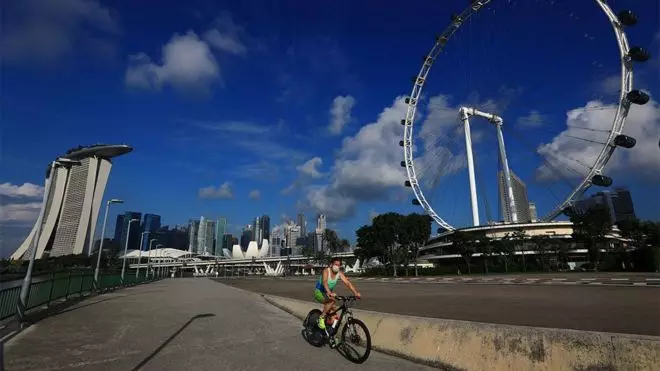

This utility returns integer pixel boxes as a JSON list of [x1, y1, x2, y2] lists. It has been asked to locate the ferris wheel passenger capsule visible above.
[[412, 199, 421, 206], [399, 140, 405, 147], [592, 175, 613, 187], [628, 47, 650, 62], [614, 135, 636, 148], [404, 180, 412, 187], [627, 90, 650, 105], [400, 161, 406, 167], [617, 10, 638, 26]]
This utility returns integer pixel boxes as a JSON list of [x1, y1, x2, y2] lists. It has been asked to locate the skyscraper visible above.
[[317, 213, 327, 231], [575, 188, 637, 224], [114, 214, 126, 244], [140, 213, 160, 251], [611, 188, 636, 222], [119, 211, 142, 251], [188, 219, 200, 253], [253, 217, 262, 245], [142, 214, 161, 233], [197, 216, 216, 255], [222, 233, 233, 255], [11, 144, 132, 260], [498, 170, 531, 223], [315, 213, 327, 253], [240, 225, 253, 251], [261, 215, 271, 243], [286, 224, 302, 255], [529, 202, 538, 223], [297, 212, 306, 236], [215, 217, 227, 256]]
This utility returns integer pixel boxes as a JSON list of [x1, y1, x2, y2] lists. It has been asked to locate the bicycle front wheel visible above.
[[340, 318, 372, 364]]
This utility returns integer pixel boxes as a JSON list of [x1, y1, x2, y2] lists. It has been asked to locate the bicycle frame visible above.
[[324, 296, 356, 334]]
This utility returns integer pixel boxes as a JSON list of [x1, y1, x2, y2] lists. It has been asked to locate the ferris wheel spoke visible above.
[[503, 125, 585, 187], [563, 134, 608, 146], [565, 125, 611, 133]]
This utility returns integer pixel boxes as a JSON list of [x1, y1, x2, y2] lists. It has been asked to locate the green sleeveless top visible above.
[[315, 269, 339, 293]]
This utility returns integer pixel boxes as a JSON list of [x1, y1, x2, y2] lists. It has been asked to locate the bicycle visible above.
[[302, 295, 372, 364]]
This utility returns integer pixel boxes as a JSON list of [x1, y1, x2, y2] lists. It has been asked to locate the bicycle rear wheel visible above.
[[340, 318, 372, 364], [303, 309, 325, 347]]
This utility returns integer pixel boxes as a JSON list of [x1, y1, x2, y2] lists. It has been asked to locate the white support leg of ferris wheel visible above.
[[459, 107, 480, 226], [459, 107, 519, 225], [495, 123, 519, 223]]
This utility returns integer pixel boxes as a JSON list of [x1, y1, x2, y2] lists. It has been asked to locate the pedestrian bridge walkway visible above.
[[2, 279, 430, 371]]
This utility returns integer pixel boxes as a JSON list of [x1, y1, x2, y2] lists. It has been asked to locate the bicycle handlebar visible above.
[[335, 295, 359, 301]]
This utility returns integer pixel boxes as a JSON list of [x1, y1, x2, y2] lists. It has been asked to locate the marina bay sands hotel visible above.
[[11, 144, 132, 260]]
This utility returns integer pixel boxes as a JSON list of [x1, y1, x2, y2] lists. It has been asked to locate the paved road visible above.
[[268, 272, 660, 287], [218, 277, 660, 336], [2, 279, 434, 371]]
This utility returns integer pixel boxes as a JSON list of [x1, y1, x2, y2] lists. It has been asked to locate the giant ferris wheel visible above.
[[401, 0, 652, 231]]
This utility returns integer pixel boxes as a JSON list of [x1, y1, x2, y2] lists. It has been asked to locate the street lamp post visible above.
[[93, 199, 124, 288], [156, 244, 164, 278], [147, 239, 156, 279], [120, 219, 139, 284], [135, 231, 147, 279], [16, 158, 80, 322]]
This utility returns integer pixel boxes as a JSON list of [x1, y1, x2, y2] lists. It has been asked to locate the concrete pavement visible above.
[[219, 277, 660, 336], [2, 278, 434, 371]]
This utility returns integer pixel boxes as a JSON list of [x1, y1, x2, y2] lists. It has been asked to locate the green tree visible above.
[[531, 235, 552, 272], [323, 229, 341, 254], [355, 224, 381, 262], [451, 230, 478, 274], [550, 238, 571, 271], [301, 246, 314, 257], [404, 214, 432, 277], [493, 234, 515, 272], [569, 205, 612, 271], [622, 219, 660, 272], [340, 238, 350, 253], [475, 233, 493, 274], [372, 212, 404, 277], [511, 229, 528, 272]]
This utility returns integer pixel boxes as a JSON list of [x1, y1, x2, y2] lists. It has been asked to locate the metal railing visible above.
[[0, 270, 159, 322]]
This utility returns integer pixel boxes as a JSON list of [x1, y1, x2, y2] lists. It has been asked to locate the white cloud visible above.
[[1, 0, 120, 63], [203, 13, 247, 55], [0, 202, 41, 223], [248, 189, 261, 200], [125, 31, 220, 92], [328, 95, 356, 135], [537, 98, 660, 182], [368, 209, 379, 221], [600, 75, 621, 96], [198, 182, 233, 199], [516, 110, 547, 128], [297, 157, 324, 178], [305, 96, 409, 221], [0, 183, 44, 198], [282, 157, 325, 194]]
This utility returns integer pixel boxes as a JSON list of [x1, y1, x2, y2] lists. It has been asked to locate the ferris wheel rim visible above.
[[402, 0, 639, 230]]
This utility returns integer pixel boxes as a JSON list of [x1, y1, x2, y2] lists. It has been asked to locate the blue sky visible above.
[[1, 0, 659, 254]]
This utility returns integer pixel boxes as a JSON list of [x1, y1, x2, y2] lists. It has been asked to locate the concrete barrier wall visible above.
[[264, 294, 660, 371]]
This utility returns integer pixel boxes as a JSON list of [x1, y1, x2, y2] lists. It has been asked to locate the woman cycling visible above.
[[314, 257, 361, 330]]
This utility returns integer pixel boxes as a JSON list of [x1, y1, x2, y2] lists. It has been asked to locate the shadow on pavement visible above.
[[130, 313, 216, 371], [0, 292, 138, 349]]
